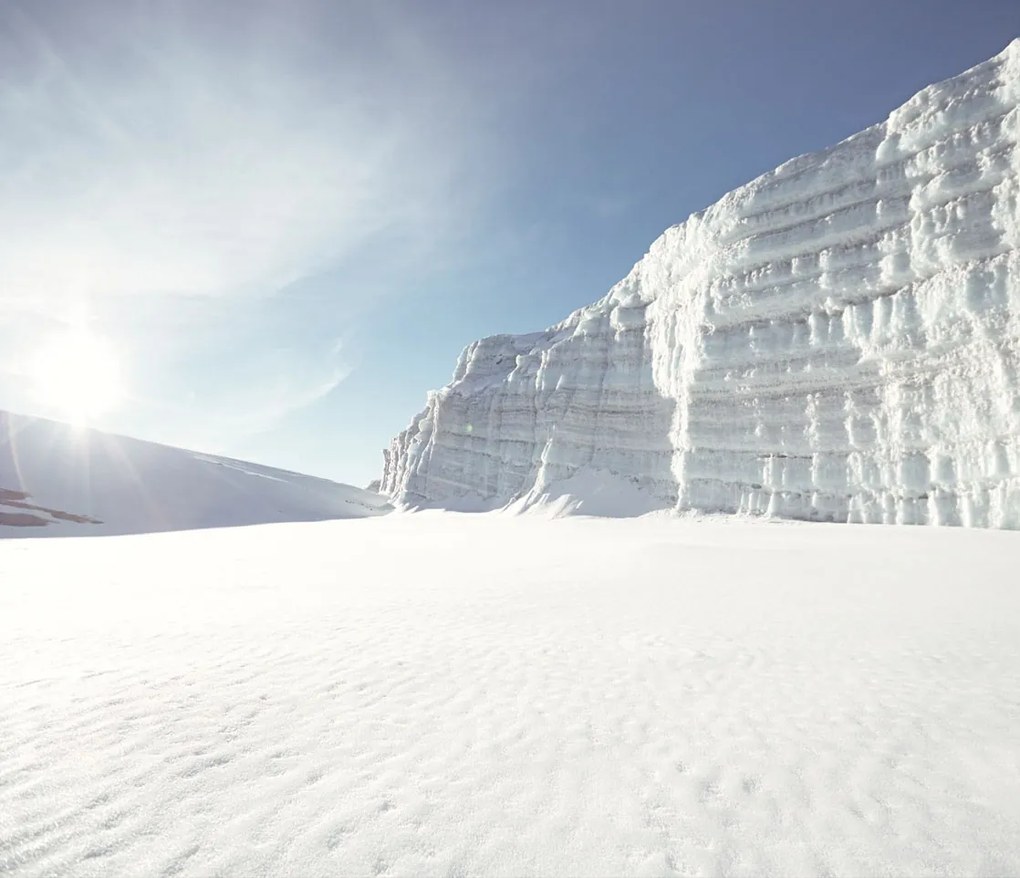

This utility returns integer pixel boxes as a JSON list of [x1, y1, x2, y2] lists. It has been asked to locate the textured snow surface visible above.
[[0, 410, 389, 537], [3, 515, 1019, 876], [383, 42, 1020, 527]]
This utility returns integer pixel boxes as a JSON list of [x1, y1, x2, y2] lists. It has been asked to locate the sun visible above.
[[30, 328, 124, 425]]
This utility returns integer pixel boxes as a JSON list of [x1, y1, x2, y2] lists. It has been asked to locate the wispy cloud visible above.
[[0, 2, 477, 309], [0, 0, 490, 437]]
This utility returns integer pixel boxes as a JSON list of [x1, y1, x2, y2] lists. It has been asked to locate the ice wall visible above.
[[382, 42, 1020, 527]]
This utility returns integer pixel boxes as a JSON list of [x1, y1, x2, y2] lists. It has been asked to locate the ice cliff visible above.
[[382, 42, 1020, 527]]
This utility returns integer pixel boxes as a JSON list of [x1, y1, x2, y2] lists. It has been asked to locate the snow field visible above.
[[2, 514, 1019, 875]]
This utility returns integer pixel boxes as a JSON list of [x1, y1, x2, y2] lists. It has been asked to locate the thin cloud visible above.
[[0, 0, 492, 438], [0, 1, 477, 311], [137, 360, 354, 456]]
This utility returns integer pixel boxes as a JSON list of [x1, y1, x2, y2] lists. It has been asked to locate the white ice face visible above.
[[382, 41, 1020, 528]]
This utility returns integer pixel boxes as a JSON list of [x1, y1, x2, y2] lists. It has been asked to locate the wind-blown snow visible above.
[[0, 410, 389, 537], [382, 41, 1020, 527], [2, 514, 1019, 875]]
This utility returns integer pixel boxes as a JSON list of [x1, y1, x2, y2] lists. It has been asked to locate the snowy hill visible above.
[[0, 410, 390, 537], [382, 41, 1020, 528]]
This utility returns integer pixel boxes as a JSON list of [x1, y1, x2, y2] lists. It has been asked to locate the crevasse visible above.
[[382, 41, 1020, 528]]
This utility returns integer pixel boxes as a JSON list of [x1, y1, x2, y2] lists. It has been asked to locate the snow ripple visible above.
[[2, 516, 1019, 875]]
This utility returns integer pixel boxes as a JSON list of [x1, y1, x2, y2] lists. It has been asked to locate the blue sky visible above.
[[1, 0, 1017, 486]]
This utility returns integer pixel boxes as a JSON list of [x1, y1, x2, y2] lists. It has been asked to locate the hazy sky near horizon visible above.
[[1, 0, 1017, 485]]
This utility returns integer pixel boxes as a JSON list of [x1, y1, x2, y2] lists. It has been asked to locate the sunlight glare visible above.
[[30, 328, 124, 425]]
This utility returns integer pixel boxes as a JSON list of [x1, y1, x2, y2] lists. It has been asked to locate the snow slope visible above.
[[2, 514, 1019, 876], [0, 410, 390, 537], [382, 41, 1020, 528]]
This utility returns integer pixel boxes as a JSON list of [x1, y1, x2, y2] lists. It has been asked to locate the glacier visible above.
[[382, 41, 1020, 528]]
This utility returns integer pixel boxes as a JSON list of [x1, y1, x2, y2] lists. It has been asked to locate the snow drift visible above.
[[0, 410, 390, 537], [382, 41, 1020, 528]]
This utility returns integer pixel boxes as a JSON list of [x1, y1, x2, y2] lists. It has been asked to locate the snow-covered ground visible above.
[[0, 410, 389, 537], [3, 513, 1018, 876]]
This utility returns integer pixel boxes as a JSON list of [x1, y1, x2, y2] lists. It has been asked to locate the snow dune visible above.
[[0, 410, 389, 537], [2, 514, 1018, 876]]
